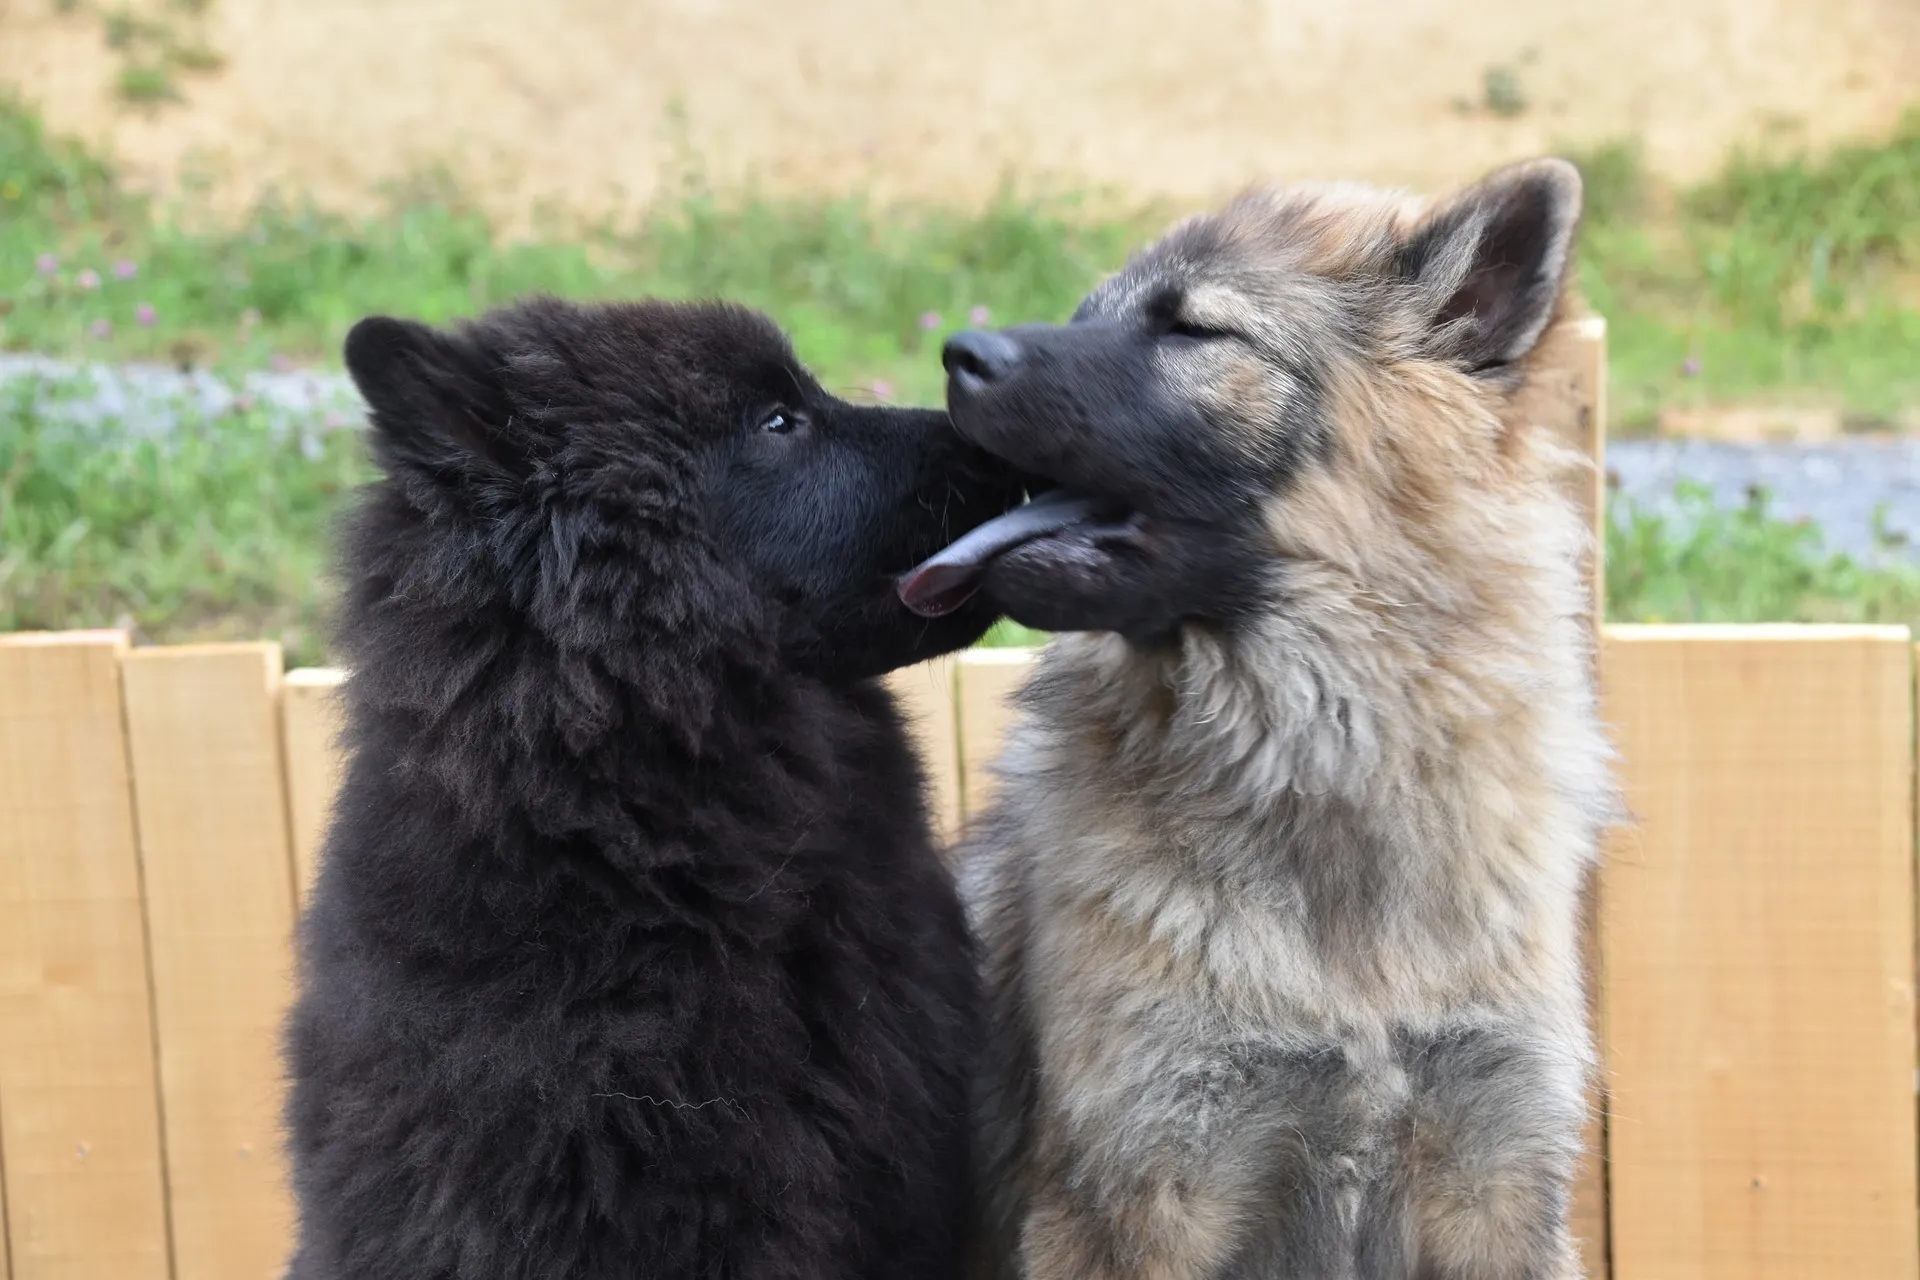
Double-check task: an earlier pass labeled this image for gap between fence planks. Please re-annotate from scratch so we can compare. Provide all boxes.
[952,649,1032,825]
[0,1108,11,1280]
[0,633,171,1280]
[883,657,961,845]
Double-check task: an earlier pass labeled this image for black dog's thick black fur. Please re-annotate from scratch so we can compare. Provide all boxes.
[284,297,1023,1279]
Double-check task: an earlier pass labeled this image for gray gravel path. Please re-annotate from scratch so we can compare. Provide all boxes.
[7,356,1917,563]
[1606,438,1920,562]
[0,353,364,440]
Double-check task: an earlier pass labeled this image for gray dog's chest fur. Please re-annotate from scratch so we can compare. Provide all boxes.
[1002,791,1549,1082]
[962,623,1603,1278]
[994,768,1577,1036]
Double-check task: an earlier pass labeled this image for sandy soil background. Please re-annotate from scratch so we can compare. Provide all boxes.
[3,0,1918,219]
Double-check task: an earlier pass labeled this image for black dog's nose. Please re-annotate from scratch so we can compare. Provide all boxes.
[942,329,1022,389]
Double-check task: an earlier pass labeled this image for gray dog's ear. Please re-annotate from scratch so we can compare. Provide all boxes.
[1395,158,1582,377]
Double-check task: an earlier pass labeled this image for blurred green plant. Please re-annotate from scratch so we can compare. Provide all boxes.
[115,62,180,105]
[1604,480,1920,627]
[0,376,365,666]
[1482,65,1528,118]
[49,1,226,106]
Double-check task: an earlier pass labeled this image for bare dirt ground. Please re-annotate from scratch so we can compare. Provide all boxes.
[3,0,1917,220]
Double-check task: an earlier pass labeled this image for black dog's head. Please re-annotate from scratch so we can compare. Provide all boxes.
[341,297,1023,687]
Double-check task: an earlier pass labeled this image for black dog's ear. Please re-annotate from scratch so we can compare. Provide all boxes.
[344,315,525,477]
[1397,158,1582,377]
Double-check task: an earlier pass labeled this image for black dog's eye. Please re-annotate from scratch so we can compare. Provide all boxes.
[758,408,807,436]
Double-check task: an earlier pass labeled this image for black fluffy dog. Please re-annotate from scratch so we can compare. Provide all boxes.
[283,297,1024,1280]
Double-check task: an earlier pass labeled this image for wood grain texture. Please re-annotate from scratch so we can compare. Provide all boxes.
[278,668,347,903]
[1600,626,1917,1280]
[953,649,1035,827]
[0,632,172,1280]
[120,644,300,1280]
[883,658,961,846]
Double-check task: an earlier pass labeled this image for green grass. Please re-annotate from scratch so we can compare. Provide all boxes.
[7,93,1919,414]
[0,377,364,666]
[3,92,1919,656]
[1604,481,1920,628]
[1571,121,1920,431]
[0,92,1151,405]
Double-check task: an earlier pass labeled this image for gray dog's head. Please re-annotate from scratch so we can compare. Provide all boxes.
[899,158,1586,648]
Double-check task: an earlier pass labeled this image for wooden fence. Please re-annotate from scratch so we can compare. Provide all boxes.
[0,627,1914,1280]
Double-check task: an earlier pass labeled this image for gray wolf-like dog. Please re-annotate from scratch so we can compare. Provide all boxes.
[899,159,1616,1279]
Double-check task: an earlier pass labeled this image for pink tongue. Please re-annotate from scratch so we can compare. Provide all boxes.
[897,490,1099,618]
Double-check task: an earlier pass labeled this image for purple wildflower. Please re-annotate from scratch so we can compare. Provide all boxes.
[36,253,58,276]
[1680,355,1702,378]
[76,268,101,291]
[136,303,157,327]
[968,304,991,326]
[870,379,895,401]
[919,311,942,331]
[114,259,139,280]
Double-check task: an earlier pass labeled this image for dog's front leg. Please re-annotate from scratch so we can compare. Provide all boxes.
[1014,1045,1373,1280]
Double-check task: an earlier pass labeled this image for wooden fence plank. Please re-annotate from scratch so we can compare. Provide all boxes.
[120,644,300,1280]
[884,658,962,847]
[1544,315,1608,617]
[954,649,1036,825]
[1551,314,1611,1280]
[1600,625,1918,1280]
[0,632,172,1280]
[279,668,347,903]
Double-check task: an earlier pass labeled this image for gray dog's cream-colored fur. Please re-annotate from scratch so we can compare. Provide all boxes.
[957,160,1616,1279]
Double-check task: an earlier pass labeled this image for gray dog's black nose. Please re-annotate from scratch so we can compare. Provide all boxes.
[942,330,1023,388]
